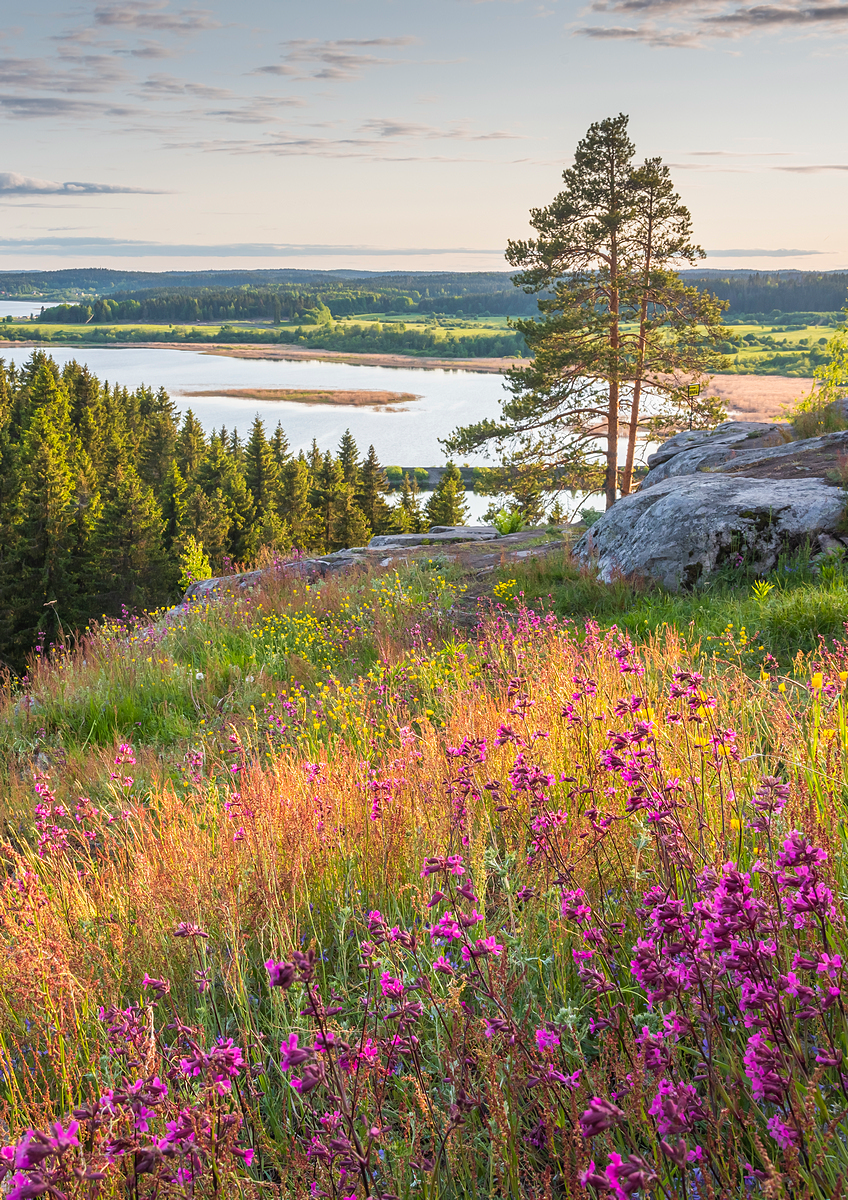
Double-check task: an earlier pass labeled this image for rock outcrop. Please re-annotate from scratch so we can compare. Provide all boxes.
[642,420,792,488]
[368,525,499,549]
[575,474,846,590]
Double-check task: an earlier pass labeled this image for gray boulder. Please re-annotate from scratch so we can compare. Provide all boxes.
[574,474,846,590]
[368,526,498,549]
[643,421,792,488]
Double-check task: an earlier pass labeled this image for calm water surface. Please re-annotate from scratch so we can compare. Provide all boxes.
[2,344,506,467]
[2,343,621,520]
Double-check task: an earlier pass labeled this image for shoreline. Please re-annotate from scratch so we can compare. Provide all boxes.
[0,339,519,374]
[0,340,815,420]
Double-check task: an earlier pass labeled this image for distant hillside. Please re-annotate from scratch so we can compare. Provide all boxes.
[6,266,848,320]
[680,269,848,317]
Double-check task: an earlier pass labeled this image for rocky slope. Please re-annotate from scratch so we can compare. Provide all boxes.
[576,420,848,588]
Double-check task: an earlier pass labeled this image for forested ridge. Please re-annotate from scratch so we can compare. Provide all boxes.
[5,266,848,318]
[0,351,464,670]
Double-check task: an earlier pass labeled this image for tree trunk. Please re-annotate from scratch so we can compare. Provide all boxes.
[621,292,648,496]
[606,248,620,510]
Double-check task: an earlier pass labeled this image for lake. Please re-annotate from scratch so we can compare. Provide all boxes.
[0,301,47,320]
[0,342,609,521]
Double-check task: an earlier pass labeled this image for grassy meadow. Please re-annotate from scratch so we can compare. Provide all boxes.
[3,547,848,1197]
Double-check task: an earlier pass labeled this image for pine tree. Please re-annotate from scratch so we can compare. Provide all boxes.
[425,463,470,528]
[446,114,725,511]
[356,444,392,535]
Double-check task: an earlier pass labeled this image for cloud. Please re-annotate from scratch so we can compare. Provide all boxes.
[589,0,706,10]
[0,54,129,93]
[575,0,848,44]
[574,23,700,43]
[360,118,518,141]
[0,95,139,118]
[138,72,232,99]
[165,118,525,160]
[705,247,827,256]
[129,40,176,59]
[93,2,220,34]
[0,172,162,195]
[774,163,848,171]
[255,37,417,82]
[704,3,848,29]
[0,236,501,257]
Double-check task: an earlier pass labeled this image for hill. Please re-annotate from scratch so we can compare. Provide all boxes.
[1,537,847,1196]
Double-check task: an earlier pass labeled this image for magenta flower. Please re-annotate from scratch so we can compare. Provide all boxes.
[380,972,405,999]
[280,1034,313,1072]
[535,1028,560,1053]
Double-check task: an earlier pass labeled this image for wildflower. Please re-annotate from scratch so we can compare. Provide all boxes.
[579,1097,625,1138]
[561,888,592,924]
[380,972,405,999]
[461,936,503,961]
[195,671,205,681]
[280,1034,313,1071]
[648,1079,702,1137]
[763,1114,798,1150]
[174,922,208,939]
[141,974,170,998]
[266,959,297,989]
[432,955,455,975]
[535,1028,560,1053]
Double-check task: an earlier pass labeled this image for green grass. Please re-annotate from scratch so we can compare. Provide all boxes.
[502,542,848,663]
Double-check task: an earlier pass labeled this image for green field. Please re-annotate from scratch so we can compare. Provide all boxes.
[0,315,838,373]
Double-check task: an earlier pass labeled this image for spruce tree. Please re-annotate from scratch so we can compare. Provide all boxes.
[331,492,371,550]
[391,472,426,533]
[270,421,291,467]
[195,438,256,564]
[312,452,346,546]
[424,462,470,528]
[337,429,360,486]
[244,417,282,514]
[279,457,324,551]
[159,461,187,552]
[92,466,173,609]
[175,410,207,481]
[356,444,392,535]
[138,389,179,488]
[0,404,80,657]
[177,485,233,571]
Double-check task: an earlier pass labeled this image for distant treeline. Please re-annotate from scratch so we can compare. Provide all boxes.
[0,352,448,668]
[682,271,848,316]
[14,315,527,359]
[0,267,530,298]
[36,282,540,325]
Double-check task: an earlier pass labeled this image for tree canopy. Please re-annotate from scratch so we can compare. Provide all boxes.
[445,114,727,510]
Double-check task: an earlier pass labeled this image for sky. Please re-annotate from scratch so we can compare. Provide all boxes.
[1,0,846,275]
